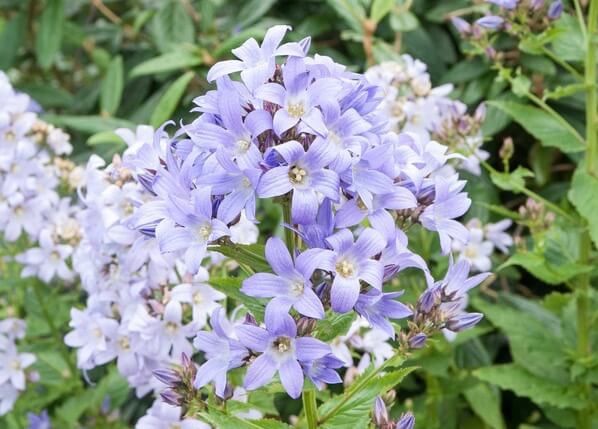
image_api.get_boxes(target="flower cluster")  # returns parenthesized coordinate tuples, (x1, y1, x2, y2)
(365, 56, 488, 175)
(119, 25, 491, 407)
(0, 318, 36, 415)
(62, 125, 258, 426)
(452, 0, 563, 62)
(0, 72, 82, 285)
(452, 218, 513, 272)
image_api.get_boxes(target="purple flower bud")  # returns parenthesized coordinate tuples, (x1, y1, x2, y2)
(450, 17, 472, 34)
(243, 312, 258, 326)
(373, 396, 390, 427)
(475, 16, 505, 30)
(101, 395, 111, 414)
(397, 412, 415, 429)
(27, 410, 51, 429)
(418, 288, 438, 313)
(530, 0, 544, 10)
(485, 46, 498, 60)
(486, 0, 518, 9)
(446, 312, 484, 332)
(547, 0, 563, 19)
(153, 368, 180, 386)
(160, 388, 182, 406)
(409, 333, 427, 349)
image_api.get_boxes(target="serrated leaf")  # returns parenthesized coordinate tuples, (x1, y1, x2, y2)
(201, 410, 292, 429)
(314, 312, 355, 341)
(569, 167, 598, 248)
(487, 100, 584, 153)
(319, 360, 415, 428)
(130, 50, 202, 78)
(100, 56, 124, 116)
(150, 71, 194, 127)
(35, 0, 64, 69)
(474, 297, 569, 382)
(474, 364, 583, 409)
(489, 166, 534, 192)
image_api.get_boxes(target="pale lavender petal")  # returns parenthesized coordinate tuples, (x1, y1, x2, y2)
(295, 337, 330, 361)
(244, 354, 277, 390)
(292, 188, 319, 224)
(242, 273, 288, 298)
(207, 60, 245, 82)
(279, 358, 304, 399)
(257, 166, 292, 197)
(330, 276, 361, 312)
(352, 228, 385, 257)
(359, 259, 383, 289)
(274, 109, 300, 136)
(294, 287, 325, 319)
(265, 236, 295, 276)
(236, 325, 270, 352)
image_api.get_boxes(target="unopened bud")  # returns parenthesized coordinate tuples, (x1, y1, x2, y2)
(397, 412, 416, 429)
(500, 137, 514, 162)
(409, 333, 427, 349)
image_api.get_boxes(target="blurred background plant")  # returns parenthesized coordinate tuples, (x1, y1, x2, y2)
(0, 0, 596, 428)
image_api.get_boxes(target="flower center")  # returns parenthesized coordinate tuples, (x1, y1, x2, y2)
(289, 166, 308, 184)
(336, 259, 355, 278)
(290, 281, 304, 297)
(50, 250, 61, 261)
(464, 246, 478, 258)
(118, 336, 130, 350)
(241, 177, 251, 188)
(287, 102, 305, 118)
(236, 139, 250, 152)
(13, 206, 24, 216)
(4, 131, 15, 141)
(92, 327, 103, 338)
(193, 291, 203, 304)
(10, 359, 21, 370)
(273, 336, 292, 354)
(166, 321, 179, 334)
(196, 224, 212, 241)
(328, 131, 342, 147)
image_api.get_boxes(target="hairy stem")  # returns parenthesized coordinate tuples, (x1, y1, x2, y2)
(302, 389, 318, 429)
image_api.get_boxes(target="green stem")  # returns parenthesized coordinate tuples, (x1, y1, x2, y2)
(573, 0, 588, 41)
(525, 91, 586, 147)
(32, 281, 77, 376)
(540, 46, 584, 81)
(585, 0, 598, 176)
(282, 197, 296, 258)
(576, 232, 592, 429)
(302, 389, 318, 429)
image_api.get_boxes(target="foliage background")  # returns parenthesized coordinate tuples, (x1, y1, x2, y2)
(0, 0, 596, 428)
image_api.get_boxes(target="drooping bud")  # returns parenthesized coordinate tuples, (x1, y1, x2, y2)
(446, 312, 484, 332)
(475, 16, 505, 30)
(397, 412, 416, 429)
(408, 333, 427, 349)
(450, 17, 472, 35)
(547, 1, 563, 19)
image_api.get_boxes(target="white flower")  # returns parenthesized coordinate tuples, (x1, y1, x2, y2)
(64, 308, 118, 369)
(136, 400, 209, 429)
(170, 283, 225, 328)
(485, 219, 513, 253)
(16, 229, 74, 283)
(0, 344, 35, 390)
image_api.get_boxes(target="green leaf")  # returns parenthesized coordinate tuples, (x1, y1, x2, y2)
(498, 251, 591, 285)
(489, 166, 534, 192)
(150, 0, 195, 53)
(327, 0, 366, 33)
(209, 277, 265, 321)
(314, 312, 356, 341)
(35, 0, 65, 69)
(35, 351, 73, 386)
(487, 101, 585, 153)
(389, 10, 419, 32)
(320, 365, 416, 428)
(474, 297, 570, 382)
(237, 0, 277, 28)
(370, 0, 394, 23)
(0, 11, 25, 69)
(210, 242, 271, 273)
(201, 410, 292, 429)
(569, 167, 598, 248)
(42, 114, 135, 134)
(474, 364, 584, 409)
(100, 56, 124, 116)
(440, 59, 487, 84)
(129, 50, 202, 78)
(463, 383, 505, 429)
(551, 15, 585, 62)
(150, 71, 194, 127)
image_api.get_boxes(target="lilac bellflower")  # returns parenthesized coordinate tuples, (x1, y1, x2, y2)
(235, 307, 332, 398)
(241, 237, 325, 319)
